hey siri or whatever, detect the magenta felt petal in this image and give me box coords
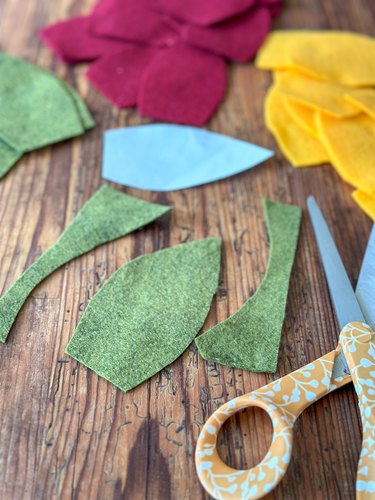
[90,0,177,46]
[39,16,128,63]
[138,45,227,126]
[148,0,257,26]
[180,7,272,63]
[86,46,157,107]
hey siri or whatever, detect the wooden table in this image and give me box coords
[0,0,373,498]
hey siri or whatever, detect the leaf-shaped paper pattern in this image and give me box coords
[0,185,171,343]
[102,124,273,191]
[195,200,301,373]
[66,238,221,392]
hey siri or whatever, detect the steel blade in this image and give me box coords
[356,225,375,329]
[307,196,366,330]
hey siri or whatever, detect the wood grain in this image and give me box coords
[0,0,374,498]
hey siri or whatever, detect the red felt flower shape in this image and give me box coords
[87,46,158,107]
[148,0,258,26]
[39,16,128,63]
[90,0,178,47]
[40,0,281,124]
[179,7,272,63]
[138,44,227,126]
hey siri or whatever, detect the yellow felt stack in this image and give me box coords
[256,30,375,220]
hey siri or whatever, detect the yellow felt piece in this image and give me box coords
[276,71,359,118]
[256,31,375,87]
[283,98,319,138]
[265,86,329,167]
[352,190,375,220]
[345,90,375,120]
[316,112,375,194]
[256,31,312,70]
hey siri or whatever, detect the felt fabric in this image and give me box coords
[283,98,319,138]
[41,0,280,123]
[102,124,273,191]
[0,186,170,343]
[39,16,128,63]
[87,46,157,108]
[0,53,93,176]
[66,238,221,392]
[316,112,375,195]
[265,86,329,167]
[179,7,271,63]
[148,0,258,26]
[257,30,375,220]
[195,199,301,373]
[345,90,375,120]
[352,191,375,221]
[138,44,227,126]
[90,0,177,46]
[256,31,375,87]
[0,140,22,178]
[276,71,359,118]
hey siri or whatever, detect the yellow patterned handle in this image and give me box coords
[195,348,351,499]
[340,322,375,499]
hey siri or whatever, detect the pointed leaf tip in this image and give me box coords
[66,237,221,391]
[102,124,274,191]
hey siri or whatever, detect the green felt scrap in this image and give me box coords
[0,185,171,343]
[66,238,221,392]
[0,52,94,176]
[0,139,22,177]
[195,199,301,373]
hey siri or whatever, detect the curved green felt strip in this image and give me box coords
[66,237,221,392]
[195,199,301,373]
[0,185,171,343]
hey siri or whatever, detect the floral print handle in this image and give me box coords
[195,345,351,499]
[340,322,375,499]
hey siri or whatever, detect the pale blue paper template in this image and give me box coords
[102,124,274,191]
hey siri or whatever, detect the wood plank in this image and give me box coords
[0,0,373,498]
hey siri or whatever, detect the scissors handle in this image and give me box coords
[195,348,350,500]
[340,322,375,499]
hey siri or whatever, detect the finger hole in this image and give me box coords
[216,405,273,470]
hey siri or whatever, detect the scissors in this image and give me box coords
[195,196,375,499]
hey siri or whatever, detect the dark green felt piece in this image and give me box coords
[195,199,302,373]
[0,52,94,175]
[66,237,221,392]
[0,185,171,343]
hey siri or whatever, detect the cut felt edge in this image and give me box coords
[352,190,375,220]
[0,139,23,178]
[265,86,329,167]
[0,185,172,343]
[195,199,302,373]
[59,80,95,129]
[65,237,222,391]
[315,112,375,194]
[345,92,375,120]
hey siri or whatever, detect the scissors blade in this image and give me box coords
[307,196,368,379]
[307,196,367,330]
[356,224,375,329]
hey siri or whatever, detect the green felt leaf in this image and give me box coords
[195,199,302,373]
[0,185,171,343]
[0,52,94,176]
[66,237,221,392]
